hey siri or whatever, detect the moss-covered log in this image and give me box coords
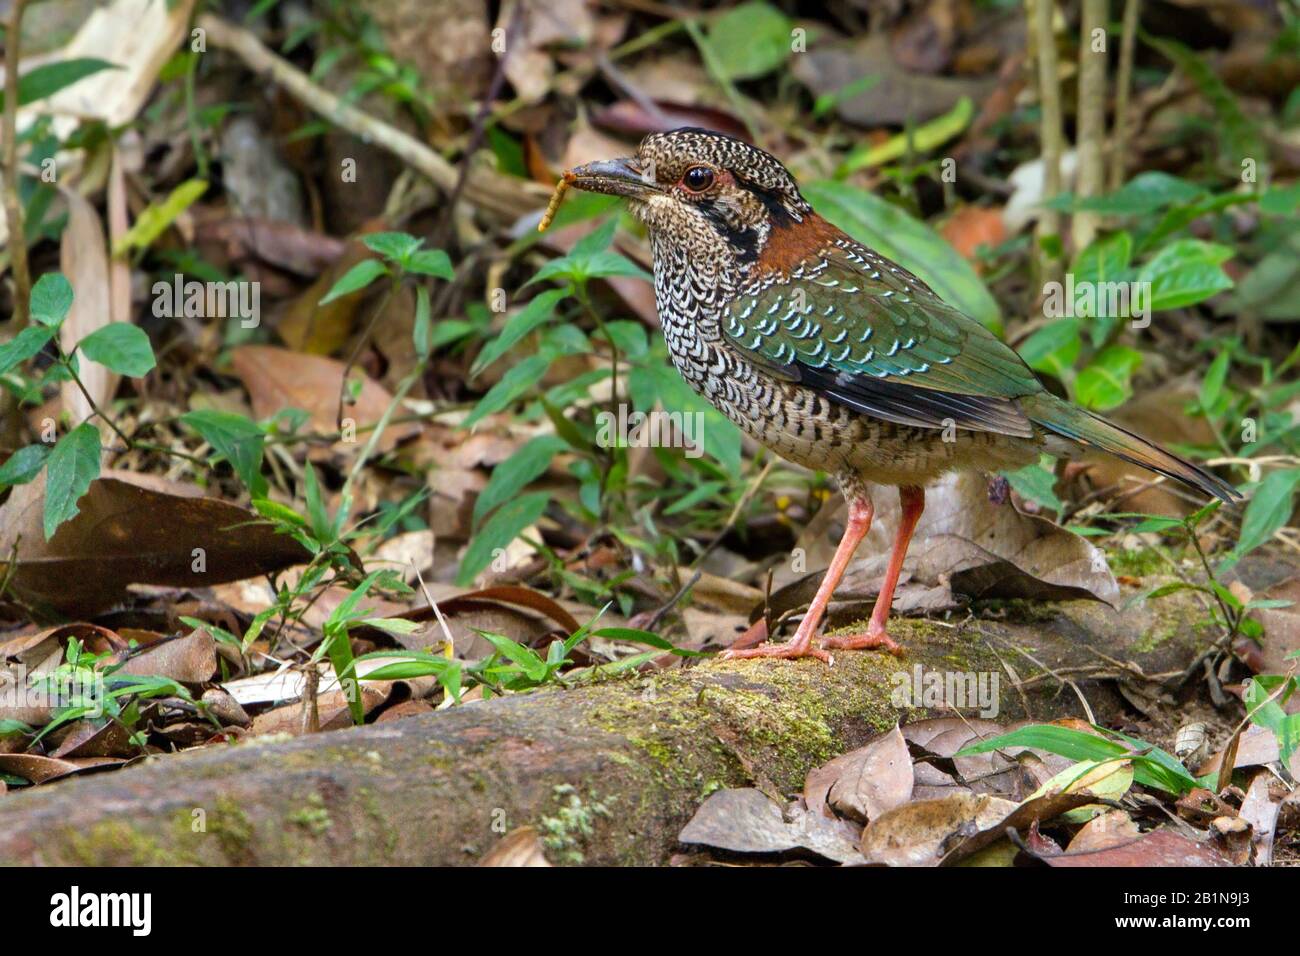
[0,595,1211,866]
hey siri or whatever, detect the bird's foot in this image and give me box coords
[820,628,904,656]
[719,635,830,663]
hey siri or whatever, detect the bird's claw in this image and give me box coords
[819,630,904,656]
[719,641,830,663]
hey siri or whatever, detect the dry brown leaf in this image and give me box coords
[0,471,309,616]
[1043,827,1235,867]
[0,753,122,785]
[229,345,418,453]
[859,791,1017,866]
[678,788,862,864]
[1067,809,1144,853]
[480,826,553,867]
[804,724,914,824]
[112,628,217,685]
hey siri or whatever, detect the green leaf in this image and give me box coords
[1018,318,1080,378]
[1075,345,1142,411]
[76,324,156,377]
[406,248,453,279]
[473,435,566,527]
[181,410,267,496]
[0,443,51,488]
[30,273,74,327]
[839,97,973,174]
[43,423,102,540]
[456,491,549,586]
[462,354,552,428]
[0,326,54,375]
[113,179,208,255]
[471,287,569,377]
[412,285,432,359]
[1137,239,1234,311]
[0,58,120,112]
[955,723,1197,794]
[1001,459,1062,511]
[1045,172,1204,215]
[803,180,1001,332]
[1199,350,1231,410]
[361,231,422,263]
[319,260,389,305]
[627,361,741,474]
[1234,468,1300,559]
[479,631,550,682]
[706,1,792,80]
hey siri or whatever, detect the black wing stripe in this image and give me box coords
[797,363,1034,438]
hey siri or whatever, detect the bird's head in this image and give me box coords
[564,128,815,272]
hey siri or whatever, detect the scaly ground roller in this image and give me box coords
[561,128,1238,662]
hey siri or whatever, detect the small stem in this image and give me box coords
[2,0,33,328]
[1109,0,1141,190]
[683,18,761,143]
[63,357,132,447]
[1026,0,1064,285]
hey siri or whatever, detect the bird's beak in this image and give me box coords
[564,157,658,200]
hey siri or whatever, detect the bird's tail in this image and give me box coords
[1020,392,1239,503]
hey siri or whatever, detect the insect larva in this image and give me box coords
[537,178,569,232]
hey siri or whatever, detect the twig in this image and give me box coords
[1109,0,1141,190]
[643,569,702,634]
[1073,0,1108,251]
[692,458,774,569]
[1026,0,1064,284]
[2,0,32,326]
[195,14,547,221]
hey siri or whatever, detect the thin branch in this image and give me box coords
[2,0,32,327]
[1073,0,1108,250]
[1026,0,1064,284]
[1109,0,1141,190]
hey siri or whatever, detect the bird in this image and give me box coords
[559,128,1239,662]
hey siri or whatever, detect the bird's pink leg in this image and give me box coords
[822,485,924,655]
[720,494,875,663]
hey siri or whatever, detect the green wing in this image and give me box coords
[723,245,1044,437]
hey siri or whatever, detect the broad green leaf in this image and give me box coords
[1018,318,1080,378]
[1045,172,1204,215]
[1234,468,1300,559]
[1138,239,1234,311]
[0,58,119,111]
[627,361,741,474]
[0,443,51,488]
[1075,344,1142,410]
[76,324,156,377]
[113,179,208,255]
[43,423,102,540]
[181,409,267,496]
[470,287,569,376]
[0,326,54,375]
[319,260,389,305]
[457,491,549,586]
[473,435,566,527]
[362,231,422,263]
[706,1,792,80]
[803,180,1001,332]
[30,273,74,327]
[462,354,551,428]
[1001,459,1062,511]
[407,249,453,279]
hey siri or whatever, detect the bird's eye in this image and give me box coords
[682,165,715,192]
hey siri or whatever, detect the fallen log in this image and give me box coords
[0,593,1213,866]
